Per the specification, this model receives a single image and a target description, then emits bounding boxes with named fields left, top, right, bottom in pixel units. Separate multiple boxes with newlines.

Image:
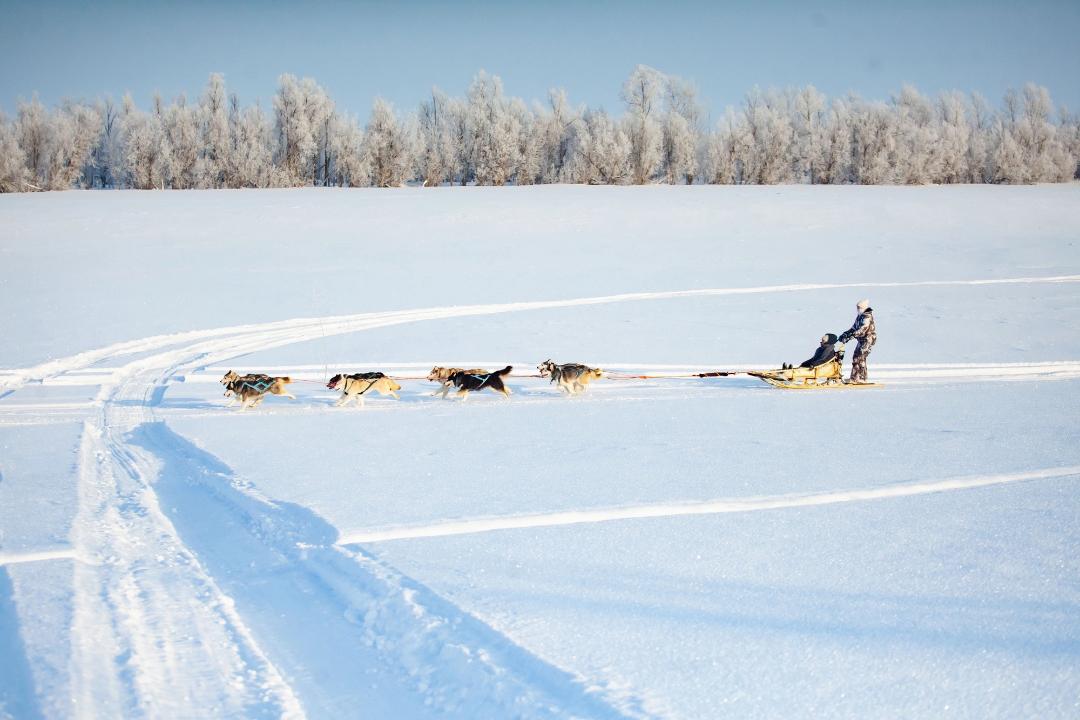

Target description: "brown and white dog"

left=220, top=370, right=295, bottom=409
left=443, top=366, right=513, bottom=401
left=426, top=366, right=488, bottom=399
left=537, top=360, right=603, bottom=395
left=327, top=372, right=401, bottom=407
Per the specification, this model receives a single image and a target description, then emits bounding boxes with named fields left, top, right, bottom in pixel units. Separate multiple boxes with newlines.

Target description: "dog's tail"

left=497, top=365, right=513, bottom=377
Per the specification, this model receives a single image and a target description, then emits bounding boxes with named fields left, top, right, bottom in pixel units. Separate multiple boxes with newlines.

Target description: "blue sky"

left=2, top=0, right=1078, bottom=121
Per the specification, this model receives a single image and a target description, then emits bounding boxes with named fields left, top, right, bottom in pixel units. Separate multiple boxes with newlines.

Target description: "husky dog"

left=444, top=366, right=513, bottom=401
left=537, top=360, right=603, bottom=395
left=426, top=366, right=488, bottom=399
left=220, top=370, right=295, bottom=409
left=327, top=372, right=401, bottom=407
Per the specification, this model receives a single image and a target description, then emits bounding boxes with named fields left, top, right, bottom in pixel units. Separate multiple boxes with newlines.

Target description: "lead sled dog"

left=220, top=370, right=295, bottom=409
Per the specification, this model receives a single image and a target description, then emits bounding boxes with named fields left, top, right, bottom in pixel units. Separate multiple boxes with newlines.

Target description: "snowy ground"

left=1, top=186, right=1079, bottom=719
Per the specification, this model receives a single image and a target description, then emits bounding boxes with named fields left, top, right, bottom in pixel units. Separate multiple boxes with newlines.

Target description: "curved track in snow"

left=336, top=466, right=1080, bottom=544
left=2, top=273, right=1080, bottom=718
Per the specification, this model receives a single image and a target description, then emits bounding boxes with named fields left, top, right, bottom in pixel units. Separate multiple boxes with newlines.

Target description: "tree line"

left=1, top=65, right=1078, bottom=193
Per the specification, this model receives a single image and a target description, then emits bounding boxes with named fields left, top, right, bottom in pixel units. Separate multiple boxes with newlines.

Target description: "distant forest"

left=1, top=66, right=1077, bottom=192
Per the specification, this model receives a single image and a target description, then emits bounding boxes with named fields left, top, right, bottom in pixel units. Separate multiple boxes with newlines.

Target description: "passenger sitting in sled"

left=782, top=334, right=838, bottom=370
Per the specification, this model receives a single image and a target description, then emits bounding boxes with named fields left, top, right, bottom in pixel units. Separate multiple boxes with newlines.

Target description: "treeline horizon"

left=1, top=65, right=1078, bottom=193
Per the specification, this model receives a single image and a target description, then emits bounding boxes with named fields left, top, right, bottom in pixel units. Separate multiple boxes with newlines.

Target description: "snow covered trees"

left=466, top=72, right=517, bottom=186
left=621, top=65, right=664, bottom=184
left=416, top=89, right=454, bottom=187
left=0, top=113, right=28, bottom=192
left=2, top=72, right=1078, bottom=192
left=198, top=73, right=231, bottom=188
left=273, top=74, right=334, bottom=186
left=565, top=110, right=631, bottom=184
left=364, top=98, right=411, bottom=187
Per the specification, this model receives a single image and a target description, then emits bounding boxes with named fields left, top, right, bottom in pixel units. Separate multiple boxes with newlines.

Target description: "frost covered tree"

left=1061, top=107, right=1080, bottom=179
left=741, top=88, right=794, bottom=184
left=849, top=98, right=897, bottom=185
left=88, top=97, right=120, bottom=188
left=651, top=74, right=700, bottom=184
left=565, top=109, right=631, bottom=184
left=792, top=86, right=827, bottom=183
left=661, top=112, right=696, bottom=184
left=273, top=74, right=316, bottom=184
left=935, top=91, right=970, bottom=184
left=198, top=73, right=231, bottom=188
left=703, top=109, right=743, bottom=184
left=466, top=72, right=517, bottom=185
left=990, top=84, right=1071, bottom=183
left=964, top=93, right=994, bottom=183
left=13, top=96, right=103, bottom=190
left=510, top=98, right=540, bottom=185
left=15, top=95, right=49, bottom=187
left=328, top=112, right=367, bottom=186
left=990, top=118, right=1025, bottom=183
left=417, top=88, right=453, bottom=186
left=621, top=65, right=664, bottom=184
left=163, top=95, right=200, bottom=189
left=535, top=89, right=578, bottom=183
left=444, top=97, right=471, bottom=185
left=662, top=74, right=702, bottom=184
left=364, top=98, right=412, bottom=187
left=0, top=112, right=29, bottom=192
left=820, top=98, right=854, bottom=184
left=892, top=85, right=941, bottom=184
left=117, top=94, right=171, bottom=189
left=232, top=103, right=275, bottom=188
left=1015, top=84, right=1072, bottom=181
left=43, top=101, right=102, bottom=190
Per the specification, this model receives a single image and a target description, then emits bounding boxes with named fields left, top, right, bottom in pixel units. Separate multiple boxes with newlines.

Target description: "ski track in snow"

left=337, top=466, right=1080, bottom=544
left=2, top=273, right=1080, bottom=718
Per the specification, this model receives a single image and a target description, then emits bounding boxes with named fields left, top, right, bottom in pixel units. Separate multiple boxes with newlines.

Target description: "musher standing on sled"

left=838, top=299, right=876, bottom=383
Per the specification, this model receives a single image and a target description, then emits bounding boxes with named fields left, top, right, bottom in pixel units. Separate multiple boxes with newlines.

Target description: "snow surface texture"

left=1, top=186, right=1079, bottom=719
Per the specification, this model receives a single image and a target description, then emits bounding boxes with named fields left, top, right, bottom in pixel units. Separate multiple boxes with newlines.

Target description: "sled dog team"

left=221, top=300, right=876, bottom=408
left=220, top=360, right=604, bottom=410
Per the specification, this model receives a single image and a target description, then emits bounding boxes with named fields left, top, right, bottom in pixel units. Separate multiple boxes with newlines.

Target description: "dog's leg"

left=456, top=389, right=469, bottom=401
left=335, top=393, right=348, bottom=407
left=390, top=391, right=400, bottom=400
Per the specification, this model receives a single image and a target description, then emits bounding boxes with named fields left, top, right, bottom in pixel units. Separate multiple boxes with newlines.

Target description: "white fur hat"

left=856, top=299, right=870, bottom=312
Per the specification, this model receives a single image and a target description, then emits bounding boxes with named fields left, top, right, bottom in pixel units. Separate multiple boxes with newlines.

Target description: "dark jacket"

left=800, top=344, right=836, bottom=368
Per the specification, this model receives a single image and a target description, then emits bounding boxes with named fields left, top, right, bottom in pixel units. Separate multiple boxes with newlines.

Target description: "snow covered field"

left=1, top=185, right=1079, bottom=719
